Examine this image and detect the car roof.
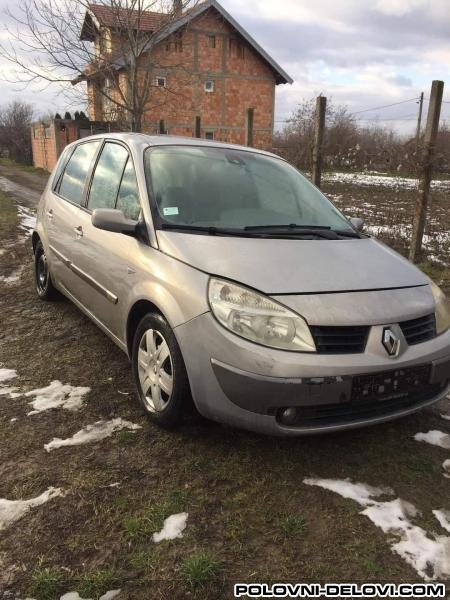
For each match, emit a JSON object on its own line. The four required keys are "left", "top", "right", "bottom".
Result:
{"left": 70, "top": 132, "right": 282, "bottom": 160}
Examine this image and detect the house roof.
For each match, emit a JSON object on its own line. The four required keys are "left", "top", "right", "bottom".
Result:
{"left": 80, "top": 4, "right": 167, "bottom": 40}
{"left": 79, "top": 0, "right": 292, "bottom": 85}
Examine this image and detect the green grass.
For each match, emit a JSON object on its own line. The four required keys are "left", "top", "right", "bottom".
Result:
{"left": 77, "top": 568, "right": 120, "bottom": 599}
{"left": 29, "top": 566, "right": 65, "bottom": 599}
{"left": 0, "top": 156, "right": 47, "bottom": 175}
{"left": 419, "top": 260, "right": 450, "bottom": 288}
{"left": 181, "top": 551, "right": 222, "bottom": 588}
{"left": 279, "top": 514, "right": 306, "bottom": 538}
{"left": 122, "top": 491, "right": 189, "bottom": 539}
{"left": 115, "top": 429, "right": 137, "bottom": 444}
{"left": 0, "top": 190, "right": 19, "bottom": 233}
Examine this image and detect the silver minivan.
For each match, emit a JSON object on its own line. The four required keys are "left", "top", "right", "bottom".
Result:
{"left": 33, "top": 133, "right": 450, "bottom": 435}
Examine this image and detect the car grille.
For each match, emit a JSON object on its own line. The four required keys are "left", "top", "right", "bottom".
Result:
{"left": 276, "top": 364, "right": 444, "bottom": 427}
{"left": 399, "top": 313, "right": 436, "bottom": 345}
{"left": 310, "top": 325, "right": 370, "bottom": 354}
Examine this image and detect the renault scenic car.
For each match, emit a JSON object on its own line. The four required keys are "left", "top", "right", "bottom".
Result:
{"left": 32, "top": 133, "right": 450, "bottom": 435}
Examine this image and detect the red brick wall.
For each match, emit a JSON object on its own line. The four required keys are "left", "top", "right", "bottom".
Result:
{"left": 31, "top": 122, "right": 58, "bottom": 171}
{"left": 31, "top": 121, "right": 84, "bottom": 171}
{"left": 87, "top": 7, "right": 279, "bottom": 150}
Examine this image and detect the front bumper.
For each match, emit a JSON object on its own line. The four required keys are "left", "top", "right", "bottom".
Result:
{"left": 175, "top": 313, "right": 450, "bottom": 436}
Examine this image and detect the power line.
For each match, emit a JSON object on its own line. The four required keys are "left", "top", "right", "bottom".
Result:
{"left": 356, "top": 113, "right": 418, "bottom": 122}
{"left": 351, "top": 97, "right": 419, "bottom": 115}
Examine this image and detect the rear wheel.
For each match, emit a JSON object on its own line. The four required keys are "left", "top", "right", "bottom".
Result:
{"left": 34, "top": 240, "right": 59, "bottom": 300}
{"left": 131, "top": 312, "right": 192, "bottom": 428}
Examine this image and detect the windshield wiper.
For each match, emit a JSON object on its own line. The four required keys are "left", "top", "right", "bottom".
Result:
{"left": 332, "top": 229, "right": 361, "bottom": 239}
{"left": 160, "top": 223, "right": 247, "bottom": 236}
{"left": 243, "top": 224, "right": 340, "bottom": 239}
{"left": 244, "top": 224, "right": 331, "bottom": 231}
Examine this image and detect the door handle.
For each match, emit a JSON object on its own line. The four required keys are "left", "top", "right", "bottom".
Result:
{"left": 74, "top": 226, "right": 83, "bottom": 238}
{"left": 46, "top": 209, "right": 53, "bottom": 220}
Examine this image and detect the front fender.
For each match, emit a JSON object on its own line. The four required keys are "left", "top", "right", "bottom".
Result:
{"left": 121, "top": 251, "right": 210, "bottom": 344}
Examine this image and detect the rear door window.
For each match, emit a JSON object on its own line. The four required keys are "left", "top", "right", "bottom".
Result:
{"left": 58, "top": 141, "right": 101, "bottom": 205}
{"left": 87, "top": 142, "right": 129, "bottom": 211}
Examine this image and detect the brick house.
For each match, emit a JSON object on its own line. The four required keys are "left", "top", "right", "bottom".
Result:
{"left": 77, "top": 0, "right": 292, "bottom": 150}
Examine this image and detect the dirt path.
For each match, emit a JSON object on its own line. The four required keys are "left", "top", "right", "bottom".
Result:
{"left": 0, "top": 169, "right": 449, "bottom": 599}
{"left": 0, "top": 175, "right": 42, "bottom": 209}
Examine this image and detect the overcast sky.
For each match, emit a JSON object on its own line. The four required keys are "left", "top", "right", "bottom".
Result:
{"left": 0, "top": 0, "right": 449, "bottom": 135}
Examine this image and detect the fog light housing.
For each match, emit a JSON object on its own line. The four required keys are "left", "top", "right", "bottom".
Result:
{"left": 280, "top": 407, "right": 298, "bottom": 425}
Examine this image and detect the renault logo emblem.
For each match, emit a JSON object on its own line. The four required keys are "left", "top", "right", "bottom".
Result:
{"left": 382, "top": 328, "right": 400, "bottom": 356}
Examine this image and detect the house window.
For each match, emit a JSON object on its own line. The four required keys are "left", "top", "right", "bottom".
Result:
{"left": 159, "top": 119, "right": 168, "bottom": 135}
{"left": 229, "top": 38, "right": 244, "bottom": 59}
{"left": 44, "top": 126, "right": 52, "bottom": 139}
{"left": 103, "top": 77, "right": 112, "bottom": 118}
{"left": 174, "top": 32, "right": 183, "bottom": 52}
{"left": 204, "top": 80, "right": 214, "bottom": 93}
{"left": 156, "top": 77, "right": 167, "bottom": 88}
{"left": 207, "top": 35, "right": 216, "bottom": 48}
{"left": 205, "top": 131, "right": 214, "bottom": 140}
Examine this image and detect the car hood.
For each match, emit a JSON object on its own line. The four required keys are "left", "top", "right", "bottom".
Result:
{"left": 156, "top": 231, "right": 428, "bottom": 294}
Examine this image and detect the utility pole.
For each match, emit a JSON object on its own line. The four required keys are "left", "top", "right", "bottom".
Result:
{"left": 312, "top": 95, "right": 327, "bottom": 188}
{"left": 416, "top": 91, "right": 424, "bottom": 142}
{"left": 409, "top": 80, "right": 444, "bottom": 263}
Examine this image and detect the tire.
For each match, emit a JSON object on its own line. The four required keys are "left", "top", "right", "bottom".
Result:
{"left": 34, "top": 240, "right": 59, "bottom": 300}
{"left": 131, "top": 312, "right": 193, "bottom": 429}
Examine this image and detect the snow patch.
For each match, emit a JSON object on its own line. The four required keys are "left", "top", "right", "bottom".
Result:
{"left": 0, "top": 487, "right": 63, "bottom": 531}
{"left": 44, "top": 418, "right": 142, "bottom": 452}
{"left": 25, "top": 380, "right": 91, "bottom": 414}
{"left": 0, "top": 386, "right": 21, "bottom": 398}
{"left": 0, "top": 368, "right": 17, "bottom": 383}
{"left": 17, "top": 205, "right": 37, "bottom": 237}
{"left": 0, "top": 266, "right": 24, "bottom": 284}
{"left": 303, "top": 477, "right": 392, "bottom": 503}
{"left": 441, "top": 413, "right": 450, "bottom": 421}
{"left": 443, "top": 460, "right": 450, "bottom": 479}
{"left": 414, "top": 430, "right": 450, "bottom": 450}
{"left": 323, "top": 171, "right": 450, "bottom": 190}
{"left": 304, "top": 477, "right": 450, "bottom": 580}
{"left": 433, "top": 510, "right": 450, "bottom": 533}
{"left": 152, "top": 512, "right": 188, "bottom": 543}
{"left": 60, "top": 592, "right": 120, "bottom": 600}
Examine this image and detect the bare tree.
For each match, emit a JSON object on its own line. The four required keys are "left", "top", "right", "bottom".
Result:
{"left": 0, "top": 101, "right": 34, "bottom": 164}
{"left": 274, "top": 97, "right": 450, "bottom": 175}
{"left": 1, "top": 0, "right": 198, "bottom": 132}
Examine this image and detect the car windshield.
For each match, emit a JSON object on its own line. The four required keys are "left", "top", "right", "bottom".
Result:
{"left": 144, "top": 145, "right": 354, "bottom": 235}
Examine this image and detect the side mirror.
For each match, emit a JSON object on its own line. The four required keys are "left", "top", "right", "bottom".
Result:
{"left": 349, "top": 217, "right": 364, "bottom": 232}
{"left": 91, "top": 208, "right": 137, "bottom": 235}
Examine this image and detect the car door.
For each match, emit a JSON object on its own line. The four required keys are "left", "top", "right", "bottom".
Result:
{"left": 70, "top": 140, "right": 141, "bottom": 340}
{"left": 45, "top": 140, "right": 101, "bottom": 294}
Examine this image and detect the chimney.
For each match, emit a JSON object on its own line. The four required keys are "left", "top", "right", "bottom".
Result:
{"left": 173, "top": 0, "right": 183, "bottom": 16}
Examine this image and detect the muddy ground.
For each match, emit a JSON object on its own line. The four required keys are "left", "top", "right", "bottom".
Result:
{"left": 0, "top": 163, "right": 449, "bottom": 599}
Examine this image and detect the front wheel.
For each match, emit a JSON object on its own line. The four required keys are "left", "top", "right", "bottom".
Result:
{"left": 34, "top": 240, "right": 59, "bottom": 300}
{"left": 131, "top": 312, "right": 193, "bottom": 429}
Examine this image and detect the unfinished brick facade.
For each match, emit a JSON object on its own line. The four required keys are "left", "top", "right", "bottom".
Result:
{"left": 82, "top": 1, "right": 291, "bottom": 150}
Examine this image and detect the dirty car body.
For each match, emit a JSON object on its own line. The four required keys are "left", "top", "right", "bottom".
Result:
{"left": 32, "top": 133, "right": 450, "bottom": 436}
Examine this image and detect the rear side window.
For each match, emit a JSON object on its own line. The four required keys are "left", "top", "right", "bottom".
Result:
{"left": 59, "top": 141, "right": 101, "bottom": 205}
{"left": 116, "top": 158, "right": 140, "bottom": 220}
{"left": 87, "top": 142, "right": 129, "bottom": 211}
{"left": 52, "top": 146, "right": 73, "bottom": 191}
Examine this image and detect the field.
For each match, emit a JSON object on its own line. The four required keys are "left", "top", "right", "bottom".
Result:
{"left": 0, "top": 163, "right": 449, "bottom": 600}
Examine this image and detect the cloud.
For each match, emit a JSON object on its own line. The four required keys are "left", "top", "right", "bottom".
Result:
{"left": 0, "top": 0, "right": 448, "bottom": 135}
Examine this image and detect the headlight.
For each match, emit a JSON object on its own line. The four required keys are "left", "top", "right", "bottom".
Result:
{"left": 430, "top": 280, "right": 450, "bottom": 335}
{"left": 208, "top": 278, "right": 316, "bottom": 352}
